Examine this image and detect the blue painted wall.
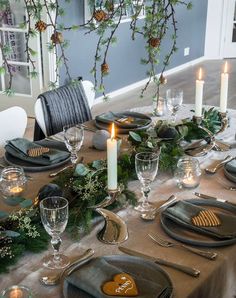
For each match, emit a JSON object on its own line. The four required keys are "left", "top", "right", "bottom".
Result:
{"left": 59, "top": 0, "right": 208, "bottom": 93}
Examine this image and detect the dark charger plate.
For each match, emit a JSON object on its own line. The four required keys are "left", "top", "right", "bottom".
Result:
{"left": 63, "top": 255, "right": 173, "bottom": 298}
{"left": 4, "top": 140, "right": 70, "bottom": 172}
{"left": 95, "top": 111, "right": 152, "bottom": 134}
{"left": 160, "top": 199, "right": 236, "bottom": 247}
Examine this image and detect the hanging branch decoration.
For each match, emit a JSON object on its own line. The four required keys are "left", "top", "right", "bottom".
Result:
{"left": 0, "top": 0, "right": 192, "bottom": 101}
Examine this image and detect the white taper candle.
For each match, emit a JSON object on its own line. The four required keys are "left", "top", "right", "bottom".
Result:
{"left": 195, "top": 68, "right": 204, "bottom": 117}
{"left": 220, "top": 61, "right": 228, "bottom": 113}
{"left": 107, "top": 123, "right": 117, "bottom": 190}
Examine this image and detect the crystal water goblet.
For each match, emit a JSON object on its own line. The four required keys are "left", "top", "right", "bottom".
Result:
{"left": 40, "top": 196, "right": 70, "bottom": 269}
{"left": 166, "top": 89, "right": 183, "bottom": 122}
{"left": 135, "top": 151, "right": 160, "bottom": 213}
{"left": 63, "top": 124, "right": 84, "bottom": 164}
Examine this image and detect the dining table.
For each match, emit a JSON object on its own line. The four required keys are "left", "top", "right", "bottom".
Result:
{"left": 1, "top": 104, "right": 236, "bottom": 298}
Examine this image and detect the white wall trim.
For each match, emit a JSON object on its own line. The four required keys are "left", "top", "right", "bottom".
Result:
{"left": 94, "top": 56, "right": 206, "bottom": 104}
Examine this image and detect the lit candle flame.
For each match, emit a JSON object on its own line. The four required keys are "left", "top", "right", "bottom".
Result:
{"left": 198, "top": 68, "right": 202, "bottom": 80}
{"left": 111, "top": 122, "right": 116, "bottom": 140}
{"left": 224, "top": 61, "right": 228, "bottom": 73}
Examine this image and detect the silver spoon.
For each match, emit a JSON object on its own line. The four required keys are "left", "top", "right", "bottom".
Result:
{"left": 40, "top": 248, "right": 94, "bottom": 286}
{"left": 141, "top": 195, "right": 177, "bottom": 221}
{"left": 205, "top": 155, "right": 234, "bottom": 174}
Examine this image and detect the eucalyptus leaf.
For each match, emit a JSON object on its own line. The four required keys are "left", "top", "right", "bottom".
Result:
{"left": 5, "top": 230, "right": 21, "bottom": 237}
{"left": 0, "top": 210, "right": 9, "bottom": 219}
{"left": 19, "top": 199, "right": 33, "bottom": 208}
{"left": 129, "top": 131, "right": 142, "bottom": 142}
{"left": 92, "top": 160, "right": 104, "bottom": 170}
{"left": 5, "top": 196, "right": 25, "bottom": 206}
{"left": 75, "top": 164, "right": 90, "bottom": 176}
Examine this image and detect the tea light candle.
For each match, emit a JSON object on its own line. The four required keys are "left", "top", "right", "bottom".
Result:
{"left": 9, "top": 287, "right": 23, "bottom": 298}
{"left": 9, "top": 186, "right": 24, "bottom": 195}
{"left": 220, "top": 61, "right": 228, "bottom": 113}
{"left": 182, "top": 173, "right": 197, "bottom": 188}
{"left": 107, "top": 123, "right": 117, "bottom": 190}
{"left": 195, "top": 68, "right": 204, "bottom": 117}
{"left": 1, "top": 285, "right": 32, "bottom": 298}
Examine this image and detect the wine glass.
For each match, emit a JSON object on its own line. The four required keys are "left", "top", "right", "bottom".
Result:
{"left": 63, "top": 124, "right": 84, "bottom": 164}
{"left": 40, "top": 196, "right": 70, "bottom": 269}
{"left": 166, "top": 89, "right": 183, "bottom": 122}
{"left": 135, "top": 151, "right": 160, "bottom": 213}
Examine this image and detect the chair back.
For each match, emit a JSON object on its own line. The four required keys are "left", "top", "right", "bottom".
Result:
{"left": 34, "top": 80, "right": 95, "bottom": 138}
{"left": 0, "top": 106, "right": 27, "bottom": 146}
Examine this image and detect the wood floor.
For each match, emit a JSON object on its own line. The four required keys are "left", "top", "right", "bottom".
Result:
{"left": 25, "top": 59, "right": 236, "bottom": 140}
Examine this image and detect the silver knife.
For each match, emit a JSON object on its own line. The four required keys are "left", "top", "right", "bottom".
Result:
{"left": 118, "top": 246, "right": 200, "bottom": 277}
{"left": 194, "top": 192, "right": 236, "bottom": 206}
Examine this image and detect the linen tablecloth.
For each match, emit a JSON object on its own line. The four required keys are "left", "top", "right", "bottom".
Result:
{"left": 1, "top": 104, "right": 236, "bottom": 298}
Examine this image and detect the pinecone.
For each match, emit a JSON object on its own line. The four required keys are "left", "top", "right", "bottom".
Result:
{"left": 105, "top": 1, "right": 114, "bottom": 12}
{"left": 35, "top": 20, "right": 47, "bottom": 32}
{"left": 159, "top": 74, "right": 167, "bottom": 84}
{"left": 51, "top": 32, "right": 64, "bottom": 44}
{"left": 148, "top": 37, "right": 160, "bottom": 48}
{"left": 93, "top": 10, "right": 108, "bottom": 22}
{"left": 101, "top": 62, "right": 109, "bottom": 75}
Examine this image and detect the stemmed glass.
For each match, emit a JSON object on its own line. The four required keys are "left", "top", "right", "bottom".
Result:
{"left": 166, "top": 89, "right": 183, "bottom": 122}
{"left": 63, "top": 124, "right": 84, "bottom": 164}
{"left": 135, "top": 151, "right": 160, "bottom": 213}
{"left": 40, "top": 196, "right": 70, "bottom": 269}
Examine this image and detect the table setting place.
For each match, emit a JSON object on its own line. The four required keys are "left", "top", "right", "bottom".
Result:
{"left": 2, "top": 65, "right": 236, "bottom": 297}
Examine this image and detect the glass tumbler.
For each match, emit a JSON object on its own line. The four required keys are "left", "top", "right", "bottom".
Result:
{"left": 0, "top": 166, "right": 27, "bottom": 198}
{"left": 175, "top": 157, "right": 201, "bottom": 189}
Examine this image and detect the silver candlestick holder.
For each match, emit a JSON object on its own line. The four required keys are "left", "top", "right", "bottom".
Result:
{"left": 89, "top": 188, "right": 129, "bottom": 245}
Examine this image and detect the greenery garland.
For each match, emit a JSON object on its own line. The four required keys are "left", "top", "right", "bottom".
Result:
{"left": 0, "top": 154, "right": 137, "bottom": 273}
{"left": 128, "top": 107, "right": 222, "bottom": 172}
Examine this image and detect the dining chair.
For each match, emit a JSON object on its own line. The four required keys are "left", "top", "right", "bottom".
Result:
{"left": 0, "top": 106, "right": 28, "bottom": 146}
{"left": 34, "top": 80, "right": 95, "bottom": 140}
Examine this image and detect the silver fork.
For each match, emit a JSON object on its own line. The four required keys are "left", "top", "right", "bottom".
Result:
{"left": 148, "top": 233, "right": 217, "bottom": 260}
{"left": 205, "top": 155, "right": 234, "bottom": 174}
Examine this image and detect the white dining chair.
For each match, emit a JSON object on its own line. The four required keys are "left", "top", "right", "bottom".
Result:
{"left": 0, "top": 106, "right": 28, "bottom": 146}
{"left": 34, "top": 80, "right": 95, "bottom": 137}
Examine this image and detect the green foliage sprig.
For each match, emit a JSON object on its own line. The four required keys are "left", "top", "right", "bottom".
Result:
{"left": 0, "top": 154, "right": 136, "bottom": 273}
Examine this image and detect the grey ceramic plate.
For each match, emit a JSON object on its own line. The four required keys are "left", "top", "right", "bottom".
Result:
{"left": 63, "top": 255, "right": 173, "bottom": 298}
{"left": 161, "top": 199, "right": 236, "bottom": 247}
{"left": 4, "top": 140, "right": 70, "bottom": 172}
{"left": 95, "top": 111, "right": 152, "bottom": 134}
{"left": 224, "top": 166, "right": 236, "bottom": 183}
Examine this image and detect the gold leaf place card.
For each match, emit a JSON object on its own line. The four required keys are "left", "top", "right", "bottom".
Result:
{"left": 192, "top": 210, "right": 221, "bottom": 227}
{"left": 27, "top": 147, "right": 50, "bottom": 157}
{"left": 102, "top": 273, "right": 138, "bottom": 296}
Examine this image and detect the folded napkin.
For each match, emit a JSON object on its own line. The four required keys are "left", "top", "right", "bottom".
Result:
{"left": 162, "top": 200, "right": 236, "bottom": 240}
{"left": 5, "top": 138, "right": 70, "bottom": 166}
{"left": 63, "top": 257, "right": 170, "bottom": 298}
{"left": 95, "top": 112, "right": 151, "bottom": 129}
{"left": 225, "top": 159, "right": 236, "bottom": 174}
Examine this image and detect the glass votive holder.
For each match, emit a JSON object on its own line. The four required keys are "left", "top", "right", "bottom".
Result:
{"left": 175, "top": 157, "right": 201, "bottom": 189}
{"left": 0, "top": 285, "right": 33, "bottom": 298}
{"left": 0, "top": 166, "right": 27, "bottom": 198}
{"left": 153, "top": 97, "right": 167, "bottom": 116}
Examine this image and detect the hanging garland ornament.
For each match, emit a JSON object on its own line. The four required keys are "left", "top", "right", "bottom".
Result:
{"left": 0, "top": 0, "right": 192, "bottom": 101}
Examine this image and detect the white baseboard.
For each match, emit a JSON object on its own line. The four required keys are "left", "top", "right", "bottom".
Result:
{"left": 94, "top": 56, "right": 206, "bottom": 104}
